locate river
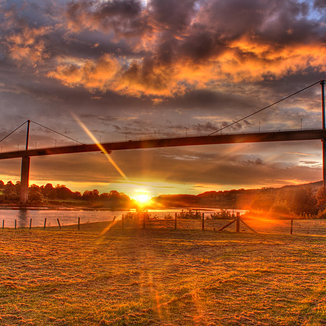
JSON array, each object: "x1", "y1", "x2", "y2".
[{"x1": 0, "y1": 209, "x2": 124, "y2": 228}]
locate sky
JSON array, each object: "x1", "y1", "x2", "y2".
[{"x1": 0, "y1": 0, "x2": 326, "y2": 197}]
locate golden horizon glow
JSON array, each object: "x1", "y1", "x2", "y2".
[{"x1": 0, "y1": 174, "x2": 320, "y2": 198}]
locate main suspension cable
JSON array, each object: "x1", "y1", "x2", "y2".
[{"x1": 208, "y1": 80, "x2": 321, "y2": 136}]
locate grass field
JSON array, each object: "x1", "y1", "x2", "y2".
[{"x1": 1, "y1": 224, "x2": 326, "y2": 325}]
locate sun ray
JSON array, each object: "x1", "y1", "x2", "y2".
[{"x1": 71, "y1": 113, "x2": 128, "y2": 180}]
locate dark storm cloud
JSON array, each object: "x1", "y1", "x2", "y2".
[
  {"x1": 67, "y1": 0, "x2": 142, "y2": 21},
  {"x1": 47, "y1": 32, "x2": 133, "y2": 60},
  {"x1": 192, "y1": 122, "x2": 218, "y2": 133},
  {"x1": 200, "y1": 0, "x2": 314, "y2": 44},
  {"x1": 314, "y1": 0, "x2": 326, "y2": 9},
  {"x1": 252, "y1": 69, "x2": 325, "y2": 95},
  {"x1": 66, "y1": 0, "x2": 150, "y2": 38},
  {"x1": 150, "y1": 0, "x2": 197, "y2": 32},
  {"x1": 166, "y1": 89, "x2": 258, "y2": 111},
  {"x1": 191, "y1": 120, "x2": 252, "y2": 133}
]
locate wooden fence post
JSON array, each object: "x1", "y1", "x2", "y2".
[
  {"x1": 142, "y1": 213, "x2": 146, "y2": 229},
  {"x1": 44, "y1": 218, "x2": 47, "y2": 229},
  {"x1": 29, "y1": 218, "x2": 32, "y2": 229},
  {"x1": 57, "y1": 218, "x2": 61, "y2": 230},
  {"x1": 236, "y1": 212, "x2": 240, "y2": 233},
  {"x1": 290, "y1": 219, "x2": 293, "y2": 235},
  {"x1": 174, "y1": 213, "x2": 177, "y2": 230},
  {"x1": 2, "y1": 220, "x2": 4, "y2": 229},
  {"x1": 77, "y1": 217, "x2": 80, "y2": 230}
]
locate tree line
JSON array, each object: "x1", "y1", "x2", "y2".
[{"x1": 0, "y1": 181, "x2": 131, "y2": 209}]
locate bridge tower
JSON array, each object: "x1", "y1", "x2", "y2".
[
  {"x1": 321, "y1": 81, "x2": 326, "y2": 189},
  {"x1": 20, "y1": 120, "x2": 30, "y2": 205}
]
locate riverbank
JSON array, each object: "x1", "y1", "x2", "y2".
[{"x1": 1, "y1": 225, "x2": 326, "y2": 325}]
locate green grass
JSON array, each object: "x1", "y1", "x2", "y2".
[{"x1": 1, "y1": 224, "x2": 326, "y2": 325}]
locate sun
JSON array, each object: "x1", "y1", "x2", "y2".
[{"x1": 132, "y1": 190, "x2": 151, "y2": 206}]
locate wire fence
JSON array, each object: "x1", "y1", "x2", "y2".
[
  {"x1": 3, "y1": 211, "x2": 326, "y2": 236},
  {"x1": 115, "y1": 213, "x2": 326, "y2": 236}
]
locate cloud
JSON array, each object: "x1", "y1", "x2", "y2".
[
  {"x1": 47, "y1": 54, "x2": 120, "y2": 90},
  {"x1": 65, "y1": 0, "x2": 149, "y2": 38},
  {"x1": 314, "y1": 0, "x2": 326, "y2": 10},
  {"x1": 47, "y1": 41, "x2": 326, "y2": 98},
  {"x1": 149, "y1": 0, "x2": 198, "y2": 32},
  {"x1": 45, "y1": 0, "x2": 326, "y2": 97},
  {"x1": 5, "y1": 26, "x2": 51, "y2": 65},
  {"x1": 2, "y1": 0, "x2": 326, "y2": 98},
  {"x1": 299, "y1": 160, "x2": 320, "y2": 165}
]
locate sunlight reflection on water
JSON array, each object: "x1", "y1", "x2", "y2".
[{"x1": 1, "y1": 209, "x2": 122, "y2": 228}]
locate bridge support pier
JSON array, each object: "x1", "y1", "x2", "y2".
[
  {"x1": 323, "y1": 140, "x2": 326, "y2": 190},
  {"x1": 20, "y1": 156, "x2": 30, "y2": 205},
  {"x1": 321, "y1": 80, "x2": 326, "y2": 189}
]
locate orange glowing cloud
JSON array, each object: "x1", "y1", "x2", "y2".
[
  {"x1": 48, "y1": 54, "x2": 184, "y2": 97},
  {"x1": 47, "y1": 54, "x2": 120, "y2": 91},
  {"x1": 6, "y1": 26, "x2": 50, "y2": 65},
  {"x1": 47, "y1": 39, "x2": 326, "y2": 98},
  {"x1": 223, "y1": 38, "x2": 326, "y2": 82}
]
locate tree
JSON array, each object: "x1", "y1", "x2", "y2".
[
  {"x1": 316, "y1": 186, "x2": 326, "y2": 211},
  {"x1": 28, "y1": 185, "x2": 44, "y2": 204},
  {"x1": 42, "y1": 183, "x2": 54, "y2": 198},
  {"x1": 82, "y1": 189, "x2": 99, "y2": 201},
  {"x1": 289, "y1": 188, "x2": 317, "y2": 216},
  {"x1": 3, "y1": 181, "x2": 19, "y2": 202},
  {"x1": 55, "y1": 185, "x2": 74, "y2": 200}
]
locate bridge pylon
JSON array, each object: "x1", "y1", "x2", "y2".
[
  {"x1": 321, "y1": 80, "x2": 326, "y2": 190},
  {"x1": 20, "y1": 120, "x2": 30, "y2": 206}
]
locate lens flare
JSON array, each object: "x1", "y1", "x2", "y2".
[{"x1": 71, "y1": 113, "x2": 128, "y2": 180}]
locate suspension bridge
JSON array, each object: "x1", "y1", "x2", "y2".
[{"x1": 0, "y1": 80, "x2": 325, "y2": 205}]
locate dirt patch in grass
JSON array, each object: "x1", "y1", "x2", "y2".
[{"x1": 1, "y1": 224, "x2": 326, "y2": 325}]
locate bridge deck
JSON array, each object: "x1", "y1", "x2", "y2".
[{"x1": 0, "y1": 129, "x2": 325, "y2": 160}]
